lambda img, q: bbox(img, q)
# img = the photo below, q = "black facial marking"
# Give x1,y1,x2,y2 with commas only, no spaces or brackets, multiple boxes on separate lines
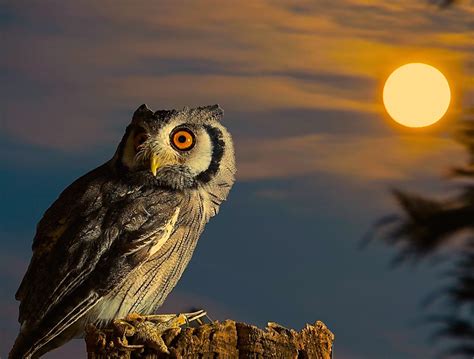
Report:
196,125,225,184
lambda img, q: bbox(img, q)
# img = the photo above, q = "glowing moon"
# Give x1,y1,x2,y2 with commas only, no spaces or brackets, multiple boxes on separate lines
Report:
383,63,451,128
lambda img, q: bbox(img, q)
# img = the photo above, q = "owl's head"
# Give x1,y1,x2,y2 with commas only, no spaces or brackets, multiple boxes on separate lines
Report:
114,104,235,191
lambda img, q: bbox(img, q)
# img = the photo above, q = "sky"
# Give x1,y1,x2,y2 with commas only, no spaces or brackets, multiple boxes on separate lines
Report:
1,1,473,358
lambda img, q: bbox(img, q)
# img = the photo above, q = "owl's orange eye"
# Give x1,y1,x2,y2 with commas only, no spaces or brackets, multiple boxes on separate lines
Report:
171,129,195,151
134,132,148,151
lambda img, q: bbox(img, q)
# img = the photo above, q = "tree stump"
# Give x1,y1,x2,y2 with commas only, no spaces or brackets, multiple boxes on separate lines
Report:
85,319,334,358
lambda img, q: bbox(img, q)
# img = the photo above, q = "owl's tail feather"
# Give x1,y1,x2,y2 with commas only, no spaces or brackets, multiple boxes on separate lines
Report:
9,331,36,359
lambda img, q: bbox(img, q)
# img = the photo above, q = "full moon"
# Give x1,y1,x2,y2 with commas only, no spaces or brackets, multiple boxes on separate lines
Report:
383,63,451,128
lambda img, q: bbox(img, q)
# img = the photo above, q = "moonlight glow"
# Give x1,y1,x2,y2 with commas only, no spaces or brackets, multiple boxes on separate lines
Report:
383,63,451,128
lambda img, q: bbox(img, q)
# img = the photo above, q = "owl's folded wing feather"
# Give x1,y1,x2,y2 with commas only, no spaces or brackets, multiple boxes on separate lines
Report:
12,164,181,358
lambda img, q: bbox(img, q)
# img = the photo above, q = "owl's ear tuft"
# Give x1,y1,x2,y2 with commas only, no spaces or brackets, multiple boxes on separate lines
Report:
135,104,152,113
132,104,154,123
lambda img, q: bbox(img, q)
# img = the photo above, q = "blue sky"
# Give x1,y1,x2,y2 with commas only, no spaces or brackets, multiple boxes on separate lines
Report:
1,1,473,358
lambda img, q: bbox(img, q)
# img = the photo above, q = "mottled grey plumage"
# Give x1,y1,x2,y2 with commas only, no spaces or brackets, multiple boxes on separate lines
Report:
10,104,235,358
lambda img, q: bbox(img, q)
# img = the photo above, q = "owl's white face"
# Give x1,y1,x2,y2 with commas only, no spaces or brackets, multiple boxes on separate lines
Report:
140,121,214,176
116,104,234,190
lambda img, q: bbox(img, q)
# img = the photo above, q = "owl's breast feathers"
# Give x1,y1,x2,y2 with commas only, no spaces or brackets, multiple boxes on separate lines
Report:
11,163,194,358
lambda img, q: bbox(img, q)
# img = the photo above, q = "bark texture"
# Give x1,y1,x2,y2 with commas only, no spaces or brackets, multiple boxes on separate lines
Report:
85,319,334,359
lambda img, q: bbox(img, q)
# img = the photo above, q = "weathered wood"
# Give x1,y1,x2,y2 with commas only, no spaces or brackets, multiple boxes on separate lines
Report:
85,318,334,358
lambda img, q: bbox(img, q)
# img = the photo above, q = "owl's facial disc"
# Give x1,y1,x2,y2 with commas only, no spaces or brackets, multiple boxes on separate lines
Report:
131,122,213,185
148,127,195,176
117,104,233,190
133,127,180,176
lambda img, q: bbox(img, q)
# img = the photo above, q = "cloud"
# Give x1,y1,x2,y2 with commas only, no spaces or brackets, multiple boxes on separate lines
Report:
1,0,472,152
236,133,465,182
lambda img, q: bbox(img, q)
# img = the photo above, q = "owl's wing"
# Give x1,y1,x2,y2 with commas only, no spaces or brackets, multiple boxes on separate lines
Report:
13,164,181,357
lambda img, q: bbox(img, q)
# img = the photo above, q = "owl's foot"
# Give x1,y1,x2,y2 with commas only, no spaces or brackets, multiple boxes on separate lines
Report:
112,320,145,350
113,310,207,354
126,309,207,325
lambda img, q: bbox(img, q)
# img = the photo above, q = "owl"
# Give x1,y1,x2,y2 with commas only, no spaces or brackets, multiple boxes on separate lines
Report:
9,104,236,358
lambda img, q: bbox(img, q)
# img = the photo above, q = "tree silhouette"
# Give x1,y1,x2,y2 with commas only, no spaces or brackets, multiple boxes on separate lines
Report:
374,112,474,357
430,0,460,8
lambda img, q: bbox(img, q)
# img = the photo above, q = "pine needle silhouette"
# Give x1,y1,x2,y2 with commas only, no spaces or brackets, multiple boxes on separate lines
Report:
372,114,474,357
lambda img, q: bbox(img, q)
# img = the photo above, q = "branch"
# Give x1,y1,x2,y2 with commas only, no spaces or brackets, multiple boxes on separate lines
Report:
85,318,334,358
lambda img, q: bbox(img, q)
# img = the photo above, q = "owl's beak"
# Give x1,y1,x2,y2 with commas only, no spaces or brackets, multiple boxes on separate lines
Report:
150,154,160,176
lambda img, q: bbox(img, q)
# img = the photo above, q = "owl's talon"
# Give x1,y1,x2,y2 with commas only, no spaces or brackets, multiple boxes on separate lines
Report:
139,309,207,324
113,319,136,337
115,336,144,350
184,309,207,324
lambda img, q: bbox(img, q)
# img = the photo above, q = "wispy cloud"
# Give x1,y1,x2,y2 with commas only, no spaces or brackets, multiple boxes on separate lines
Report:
236,133,465,181
1,0,472,152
